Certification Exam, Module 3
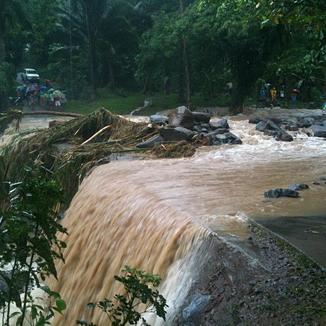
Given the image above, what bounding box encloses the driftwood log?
[23,111,82,118]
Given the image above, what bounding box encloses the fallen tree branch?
[23,111,82,118]
[80,125,112,146]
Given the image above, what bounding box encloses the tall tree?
[60,0,111,99]
[0,0,29,63]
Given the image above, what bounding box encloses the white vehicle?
[24,68,40,81]
[17,68,40,83]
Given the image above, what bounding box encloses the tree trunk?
[324,68,326,96]
[182,38,191,107]
[0,12,6,62]
[178,45,185,103]
[230,80,245,115]
[89,38,97,99]
[85,3,97,100]
[108,61,115,89]
[0,32,5,63]
[179,0,191,107]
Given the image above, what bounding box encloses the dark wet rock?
[209,118,229,130]
[288,184,309,191]
[160,127,195,141]
[207,128,228,137]
[297,117,315,128]
[313,181,321,185]
[192,125,202,132]
[199,123,210,129]
[136,135,163,148]
[264,188,300,198]
[213,132,242,145]
[192,112,211,123]
[256,119,281,133]
[276,132,293,142]
[169,106,194,129]
[312,125,326,138]
[256,120,268,132]
[149,114,169,125]
[269,117,283,125]
[182,294,211,326]
[256,119,293,142]
[284,123,299,131]
[169,107,211,129]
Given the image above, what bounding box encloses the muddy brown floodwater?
[2,112,325,325]
[49,114,326,325]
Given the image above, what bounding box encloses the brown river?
[2,112,326,325]
[51,114,326,325]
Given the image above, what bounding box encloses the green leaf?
[55,298,67,313]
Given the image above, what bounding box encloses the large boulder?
[213,132,242,145]
[160,127,195,141]
[276,132,293,142]
[297,117,315,128]
[207,128,229,137]
[312,125,326,138]
[256,119,281,133]
[192,112,211,123]
[150,114,169,125]
[282,118,299,131]
[136,135,163,148]
[284,123,299,131]
[169,106,195,129]
[256,119,293,142]
[169,107,211,129]
[264,188,299,198]
[209,118,229,130]
[256,120,269,132]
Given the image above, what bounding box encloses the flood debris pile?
[0,109,157,202]
[249,111,326,140]
[150,141,196,158]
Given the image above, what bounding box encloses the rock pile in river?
[142,106,242,148]
[250,113,326,139]
[253,118,294,142]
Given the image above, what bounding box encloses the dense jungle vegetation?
[0,0,325,112]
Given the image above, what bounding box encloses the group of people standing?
[15,80,66,109]
[259,83,300,108]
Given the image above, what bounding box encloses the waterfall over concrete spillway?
[50,118,326,325]
[51,166,210,325]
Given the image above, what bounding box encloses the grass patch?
[65,93,145,115]
[65,92,230,115]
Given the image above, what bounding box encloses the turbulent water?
[50,114,326,325]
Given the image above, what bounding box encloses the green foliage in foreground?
[0,167,67,325]
[77,266,168,326]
